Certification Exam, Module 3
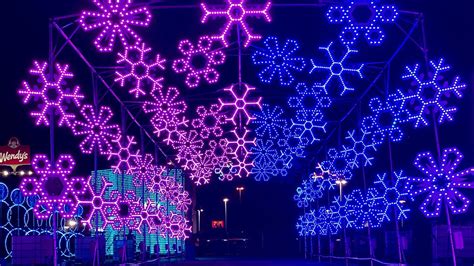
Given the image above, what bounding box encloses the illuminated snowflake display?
[79,0,152,52]
[108,190,142,231]
[18,61,84,127]
[331,195,354,229]
[190,151,214,185]
[201,0,272,47]
[363,95,407,145]
[172,130,204,170]
[371,170,410,221]
[309,42,364,96]
[342,128,378,169]
[323,148,353,181]
[253,104,288,139]
[152,116,189,145]
[192,104,227,139]
[313,163,337,192]
[173,36,226,88]
[76,176,117,230]
[72,105,121,155]
[251,160,278,182]
[251,139,277,167]
[219,83,262,126]
[317,207,340,236]
[20,154,87,219]
[116,43,166,98]
[348,188,385,230]
[296,210,317,237]
[405,147,474,218]
[395,58,467,128]
[227,128,255,160]
[288,83,332,115]
[143,87,188,123]
[131,153,154,187]
[326,0,399,45]
[252,36,306,86]
[291,110,327,145]
[294,176,322,208]
[107,135,140,174]
[171,190,192,213]
[132,199,164,234]
[161,212,192,239]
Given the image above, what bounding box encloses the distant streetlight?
[197,209,204,232]
[236,187,245,203]
[223,198,229,233]
[336,179,348,200]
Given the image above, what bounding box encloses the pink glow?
[192,104,227,139]
[172,130,204,170]
[131,153,154,187]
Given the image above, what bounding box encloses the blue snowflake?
[314,163,337,191]
[317,207,340,235]
[332,195,354,229]
[288,83,332,115]
[291,110,327,145]
[324,148,353,180]
[253,104,288,139]
[279,126,307,158]
[371,170,411,221]
[296,210,318,237]
[251,159,278,182]
[348,188,385,230]
[326,0,399,46]
[363,95,407,145]
[252,36,306,86]
[394,58,467,128]
[309,42,364,96]
[342,128,378,169]
[294,177,322,208]
[251,139,278,166]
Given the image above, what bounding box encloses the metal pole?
[92,70,101,266]
[224,201,228,234]
[197,210,201,232]
[140,128,147,261]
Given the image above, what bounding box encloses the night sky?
[1,0,474,260]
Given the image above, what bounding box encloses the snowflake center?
[434,174,450,190]
[229,5,245,21]
[204,116,217,127]
[354,142,365,154]
[273,55,285,66]
[191,54,208,70]
[92,124,102,135]
[44,86,61,103]
[330,63,344,75]
[161,103,169,111]
[237,139,245,146]
[25,183,35,192]
[93,197,103,208]
[333,158,346,171]
[118,203,130,218]
[236,99,246,109]
[141,212,148,219]
[44,176,65,197]
[379,111,395,128]
[420,84,438,102]
[304,121,313,130]
[386,188,399,204]
[362,202,370,213]
[350,4,375,25]
[109,11,123,25]
[119,149,130,160]
[133,63,148,79]
[302,95,317,109]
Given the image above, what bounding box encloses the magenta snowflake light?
[109,190,142,231]
[201,0,272,47]
[143,87,188,124]
[406,147,474,218]
[116,43,166,98]
[190,151,215,185]
[146,166,167,193]
[72,105,121,155]
[171,190,192,213]
[79,0,152,52]
[192,104,227,139]
[161,211,192,239]
[219,84,262,126]
[131,153,154,187]
[152,116,189,145]
[18,61,84,127]
[76,176,117,230]
[226,128,255,178]
[107,135,140,174]
[173,36,226,88]
[20,154,87,220]
[132,199,164,234]
[172,130,204,170]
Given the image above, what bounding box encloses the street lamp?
[336,179,348,200]
[223,198,229,233]
[197,209,204,232]
[236,187,244,203]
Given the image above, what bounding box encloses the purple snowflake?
[107,135,140,174]
[192,104,227,139]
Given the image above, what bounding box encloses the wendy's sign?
[0,138,31,168]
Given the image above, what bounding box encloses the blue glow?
[394,58,467,128]
[309,42,364,96]
[348,188,385,230]
[251,139,278,166]
[294,177,322,209]
[288,83,332,115]
[280,126,307,158]
[332,195,354,229]
[291,110,327,145]
[326,1,399,46]
[313,163,337,191]
[252,36,306,86]
[371,170,410,221]
[363,95,406,145]
[296,210,318,237]
[324,148,353,180]
[342,128,378,169]
[253,104,288,140]
[316,206,340,235]
[251,159,279,182]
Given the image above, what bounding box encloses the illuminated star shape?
[79,0,152,52]
[405,147,474,218]
[72,105,121,155]
[173,36,226,88]
[309,42,364,96]
[219,83,262,126]
[18,61,84,127]
[296,210,318,237]
[116,43,166,98]
[290,110,327,145]
[252,36,306,86]
[201,0,272,47]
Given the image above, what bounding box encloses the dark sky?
[1,0,474,259]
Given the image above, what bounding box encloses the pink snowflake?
[107,136,140,174]
[172,36,226,88]
[219,83,262,126]
[172,130,204,170]
[143,87,187,123]
[116,43,166,98]
[190,151,215,185]
[131,153,154,187]
[72,105,121,155]
[171,190,192,213]
[201,0,272,47]
[209,138,233,166]
[152,116,189,145]
[76,176,118,230]
[192,104,227,139]
[20,154,88,220]
[109,190,142,231]
[230,155,254,178]
[18,61,84,127]
[79,0,152,52]
[161,211,192,239]
[226,128,256,178]
[132,199,165,234]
